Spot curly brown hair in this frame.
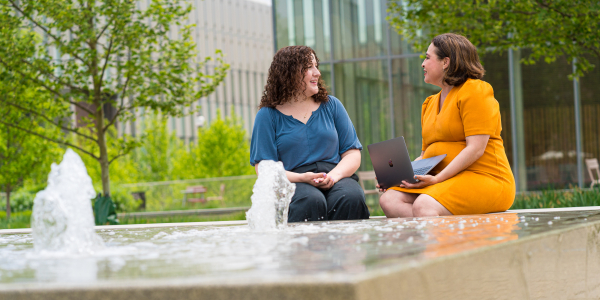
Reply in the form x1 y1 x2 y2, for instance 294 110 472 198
432 33 485 86
259 46 328 108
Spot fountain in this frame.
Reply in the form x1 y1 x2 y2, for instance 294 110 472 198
1 153 600 299
246 160 295 230
31 149 104 253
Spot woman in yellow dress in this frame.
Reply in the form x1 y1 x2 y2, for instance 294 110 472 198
378 33 515 217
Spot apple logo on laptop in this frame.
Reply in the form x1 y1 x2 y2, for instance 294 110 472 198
388 159 393 167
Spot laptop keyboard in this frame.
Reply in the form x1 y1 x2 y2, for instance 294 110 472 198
413 167 430 176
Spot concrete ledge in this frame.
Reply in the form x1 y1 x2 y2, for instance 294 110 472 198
355 219 600 299
2 218 600 299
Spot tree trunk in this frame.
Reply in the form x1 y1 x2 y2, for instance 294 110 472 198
97 118 110 197
94 97 110 196
5 185 11 220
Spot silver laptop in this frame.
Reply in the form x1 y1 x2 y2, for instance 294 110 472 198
367 137 446 190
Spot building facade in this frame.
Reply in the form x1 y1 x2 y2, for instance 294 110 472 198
272 0 600 191
120 0 274 143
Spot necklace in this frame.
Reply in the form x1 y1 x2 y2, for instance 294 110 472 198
303 110 311 119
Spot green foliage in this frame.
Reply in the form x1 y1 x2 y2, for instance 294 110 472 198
0 210 32 229
387 0 600 77
511 188 600 209
173 111 255 179
0 71 63 218
0 0 228 196
75 112 253 212
3 110 253 215
129 115 182 182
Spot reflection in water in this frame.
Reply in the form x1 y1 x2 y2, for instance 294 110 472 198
0 210 598 285
424 214 520 258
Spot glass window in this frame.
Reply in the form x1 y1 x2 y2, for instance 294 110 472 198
318 63 332 93
389 28 417 56
333 60 391 171
520 51 577 190
480 52 512 166
273 0 332 60
580 55 600 186
331 0 388 60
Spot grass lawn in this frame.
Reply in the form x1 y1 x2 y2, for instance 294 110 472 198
510 187 600 209
118 211 247 225
0 211 32 230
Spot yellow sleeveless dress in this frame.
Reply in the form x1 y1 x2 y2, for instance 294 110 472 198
390 79 515 215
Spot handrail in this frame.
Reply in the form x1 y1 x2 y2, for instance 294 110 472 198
118 174 257 188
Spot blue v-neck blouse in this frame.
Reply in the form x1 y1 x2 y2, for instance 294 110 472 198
250 95 362 171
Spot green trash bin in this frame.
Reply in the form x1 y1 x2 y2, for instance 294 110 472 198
93 193 119 225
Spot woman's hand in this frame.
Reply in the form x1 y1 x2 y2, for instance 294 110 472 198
375 177 387 193
303 172 334 189
399 175 439 189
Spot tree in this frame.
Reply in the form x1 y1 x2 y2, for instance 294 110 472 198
173 111 254 179
387 0 600 77
0 0 228 196
0 73 62 219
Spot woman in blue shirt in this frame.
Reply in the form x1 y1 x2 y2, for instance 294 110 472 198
250 45 370 222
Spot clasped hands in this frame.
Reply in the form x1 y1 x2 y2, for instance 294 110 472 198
376 174 439 192
303 172 339 190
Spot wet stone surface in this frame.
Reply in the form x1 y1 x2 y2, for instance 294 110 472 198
0 209 599 286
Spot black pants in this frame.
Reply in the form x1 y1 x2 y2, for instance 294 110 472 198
288 162 370 222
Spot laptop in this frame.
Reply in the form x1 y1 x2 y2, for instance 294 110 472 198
367 137 446 190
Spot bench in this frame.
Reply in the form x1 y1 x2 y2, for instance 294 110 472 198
182 186 207 205
586 158 600 188
357 171 380 195
182 184 226 206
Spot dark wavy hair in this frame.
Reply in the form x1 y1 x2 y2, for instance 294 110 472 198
259 46 328 108
432 33 485 86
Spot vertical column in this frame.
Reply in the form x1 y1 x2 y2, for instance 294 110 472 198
272 0 278 53
573 58 584 188
327 0 335 96
508 48 527 192
384 0 395 139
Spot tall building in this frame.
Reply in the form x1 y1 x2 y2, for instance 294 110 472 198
121 0 274 143
272 0 600 191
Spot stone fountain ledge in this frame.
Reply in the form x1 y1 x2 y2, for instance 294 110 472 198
2 207 600 300
2 206 600 235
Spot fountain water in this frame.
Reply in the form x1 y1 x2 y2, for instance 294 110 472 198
30 149 104 253
246 160 295 230
2 154 600 299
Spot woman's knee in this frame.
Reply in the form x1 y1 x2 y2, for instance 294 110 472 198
378 191 396 210
379 190 413 209
291 183 326 207
289 183 327 221
412 195 451 217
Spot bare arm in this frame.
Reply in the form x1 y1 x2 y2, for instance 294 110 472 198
400 135 490 189
254 163 328 186
254 148 361 189
434 135 489 182
326 149 361 183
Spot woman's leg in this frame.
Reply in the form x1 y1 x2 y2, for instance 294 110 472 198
288 182 327 222
379 190 419 218
412 194 452 217
325 178 370 220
